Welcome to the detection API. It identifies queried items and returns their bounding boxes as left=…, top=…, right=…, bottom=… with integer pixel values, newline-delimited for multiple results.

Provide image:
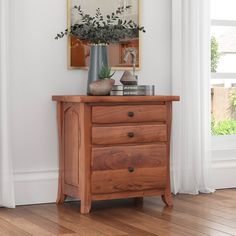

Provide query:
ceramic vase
left=87, top=44, right=108, bottom=95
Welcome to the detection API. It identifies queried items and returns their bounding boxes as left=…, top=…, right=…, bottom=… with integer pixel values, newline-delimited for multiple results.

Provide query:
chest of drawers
left=52, top=96, right=180, bottom=214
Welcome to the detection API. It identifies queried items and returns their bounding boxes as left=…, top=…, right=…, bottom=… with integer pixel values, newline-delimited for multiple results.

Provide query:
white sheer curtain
left=171, top=0, right=214, bottom=194
left=0, top=0, right=15, bottom=207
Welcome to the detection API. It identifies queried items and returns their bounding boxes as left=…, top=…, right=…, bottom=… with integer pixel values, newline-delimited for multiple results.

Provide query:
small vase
left=87, top=44, right=108, bottom=95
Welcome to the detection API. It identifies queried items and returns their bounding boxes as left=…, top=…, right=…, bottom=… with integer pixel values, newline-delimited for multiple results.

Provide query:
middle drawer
left=92, top=144, right=167, bottom=171
left=92, top=124, right=167, bottom=145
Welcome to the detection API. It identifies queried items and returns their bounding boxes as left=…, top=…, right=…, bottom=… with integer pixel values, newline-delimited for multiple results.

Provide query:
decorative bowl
left=89, top=79, right=115, bottom=96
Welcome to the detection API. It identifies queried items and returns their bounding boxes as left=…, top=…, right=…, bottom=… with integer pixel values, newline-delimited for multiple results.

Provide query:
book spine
left=123, top=91, right=150, bottom=96
left=123, top=86, right=147, bottom=90
left=110, top=90, right=154, bottom=96
left=112, top=85, right=152, bottom=90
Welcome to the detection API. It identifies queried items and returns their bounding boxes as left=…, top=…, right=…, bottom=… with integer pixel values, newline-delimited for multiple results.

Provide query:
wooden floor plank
left=146, top=197, right=236, bottom=228
left=28, top=203, right=127, bottom=236
left=174, top=197, right=236, bottom=221
left=142, top=200, right=233, bottom=236
left=177, top=193, right=236, bottom=216
left=99, top=207, right=206, bottom=236
left=87, top=212, right=157, bottom=236
left=0, top=189, right=235, bottom=236
left=18, top=206, right=75, bottom=235
left=0, top=214, right=54, bottom=236
left=0, top=217, right=31, bottom=236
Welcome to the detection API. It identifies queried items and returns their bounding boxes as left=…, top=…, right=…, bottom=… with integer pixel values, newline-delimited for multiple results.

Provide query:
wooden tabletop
left=52, top=96, right=180, bottom=103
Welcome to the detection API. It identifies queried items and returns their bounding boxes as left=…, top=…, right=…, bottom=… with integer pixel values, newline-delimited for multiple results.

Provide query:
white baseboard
left=210, top=159, right=236, bottom=189
left=14, top=169, right=59, bottom=206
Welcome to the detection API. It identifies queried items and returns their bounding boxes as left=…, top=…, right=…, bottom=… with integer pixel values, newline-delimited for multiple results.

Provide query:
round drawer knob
left=128, top=167, right=134, bottom=173
left=128, top=111, right=134, bottom=117
left=127, top=132, right=134, bottom=138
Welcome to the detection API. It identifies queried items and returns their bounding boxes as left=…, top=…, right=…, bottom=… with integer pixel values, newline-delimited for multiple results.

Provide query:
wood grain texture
left=92, top=144, right=167, bottom=171
left=1, top=190, right=236, bottom=235
left=0, top=217, right=31, bottom=236
left=92, top=105, right=167, bottom=124
left=92, top=124, right=167, bottom=145
left=91, top=167, right=167, bottom=194
left=64, top=184, right=79, bottom=199
left=56, top=102, right=66, bottom=204
left=52, top=95, right=180, bottom=103
left=78, top=103, right=92, bottom=214
left=64, top=106, right=80, bottom=187
left=161, top=102, right=173, bottom=206
left=92, top=189, right=165, bottom=201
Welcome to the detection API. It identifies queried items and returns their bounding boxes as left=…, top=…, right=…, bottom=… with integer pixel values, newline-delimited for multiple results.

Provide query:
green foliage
left=55, top=5, right=145, bottom=44
left=211, top=119, right=236, bottom=135
left=211, top=36, right=220, bottom=73
left=230, top=90, right=236, bottom=110
left=99, top=65, right=115, bottom=79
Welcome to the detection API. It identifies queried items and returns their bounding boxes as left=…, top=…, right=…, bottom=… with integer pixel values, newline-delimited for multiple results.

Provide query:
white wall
left=9, top=0, right=172, bottom=205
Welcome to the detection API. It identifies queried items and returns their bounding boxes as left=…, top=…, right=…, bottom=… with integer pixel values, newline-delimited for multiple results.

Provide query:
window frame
left=210, top=1, right=236, bottom=189
left=211, top=19, right=236, bottom=27
left=211, top=18, right=236, bottom=162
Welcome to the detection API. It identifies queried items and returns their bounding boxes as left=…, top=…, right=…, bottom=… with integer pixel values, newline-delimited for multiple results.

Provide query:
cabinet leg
left=161, top=191, right=173, bottom=207
left=56, top=101, right=66, bottom=205
left=56, top=193, right=66, bottom=204
left=134, top=197, right=143, bottom=205
left=80, top=199, right=92, bottom=214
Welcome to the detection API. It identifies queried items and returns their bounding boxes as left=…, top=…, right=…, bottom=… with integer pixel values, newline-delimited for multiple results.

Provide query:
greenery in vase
left=55, top=5, right=145, bottom=44
left=99, top=65, right=115, bottom=79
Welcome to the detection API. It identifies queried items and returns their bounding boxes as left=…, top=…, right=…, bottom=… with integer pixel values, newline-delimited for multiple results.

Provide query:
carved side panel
left=64, top=105, right=80, bottom=187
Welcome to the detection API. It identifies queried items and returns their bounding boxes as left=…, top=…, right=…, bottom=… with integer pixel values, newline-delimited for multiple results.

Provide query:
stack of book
left=110, top=85, right=155, bottom=96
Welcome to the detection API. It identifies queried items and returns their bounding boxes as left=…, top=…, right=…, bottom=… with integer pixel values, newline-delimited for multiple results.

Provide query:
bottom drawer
left=91, top=167, right=167, bottom=194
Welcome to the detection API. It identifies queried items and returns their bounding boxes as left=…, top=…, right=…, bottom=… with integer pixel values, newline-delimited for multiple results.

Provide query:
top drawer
left=92, top=105, right=167, bottom=124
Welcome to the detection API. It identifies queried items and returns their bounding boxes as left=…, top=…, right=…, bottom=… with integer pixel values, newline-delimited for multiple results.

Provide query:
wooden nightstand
left=52, top=96, right=180, bottom=214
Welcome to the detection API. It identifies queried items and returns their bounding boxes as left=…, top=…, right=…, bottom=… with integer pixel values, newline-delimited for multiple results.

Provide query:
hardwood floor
left=0, top=189, right=236, bottom=236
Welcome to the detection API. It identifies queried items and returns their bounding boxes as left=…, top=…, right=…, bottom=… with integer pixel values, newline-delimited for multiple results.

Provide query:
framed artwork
left=67, top=0, right=141, bottom=70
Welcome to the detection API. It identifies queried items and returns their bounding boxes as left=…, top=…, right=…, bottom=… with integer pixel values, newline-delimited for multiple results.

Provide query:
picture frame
left=67, top=0, right=141, bottom=70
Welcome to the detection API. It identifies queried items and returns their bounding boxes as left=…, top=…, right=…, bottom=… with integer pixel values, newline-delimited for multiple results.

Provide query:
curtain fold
left=171, top=0, right=214, bottom=194
left=0, top=0, right=15, bottom=208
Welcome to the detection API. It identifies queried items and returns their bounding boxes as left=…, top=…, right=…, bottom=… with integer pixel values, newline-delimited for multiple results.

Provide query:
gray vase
left=87, top=45, right=108, bottom=95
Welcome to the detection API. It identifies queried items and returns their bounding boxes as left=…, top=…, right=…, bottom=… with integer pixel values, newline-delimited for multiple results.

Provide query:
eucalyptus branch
left=55, top=5, right=145, bottom=44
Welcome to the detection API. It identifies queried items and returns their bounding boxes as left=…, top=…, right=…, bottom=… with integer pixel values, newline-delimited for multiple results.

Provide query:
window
left=211, top=0, right=236, bottom=165
left=211, top=0, right=236, bottom=136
